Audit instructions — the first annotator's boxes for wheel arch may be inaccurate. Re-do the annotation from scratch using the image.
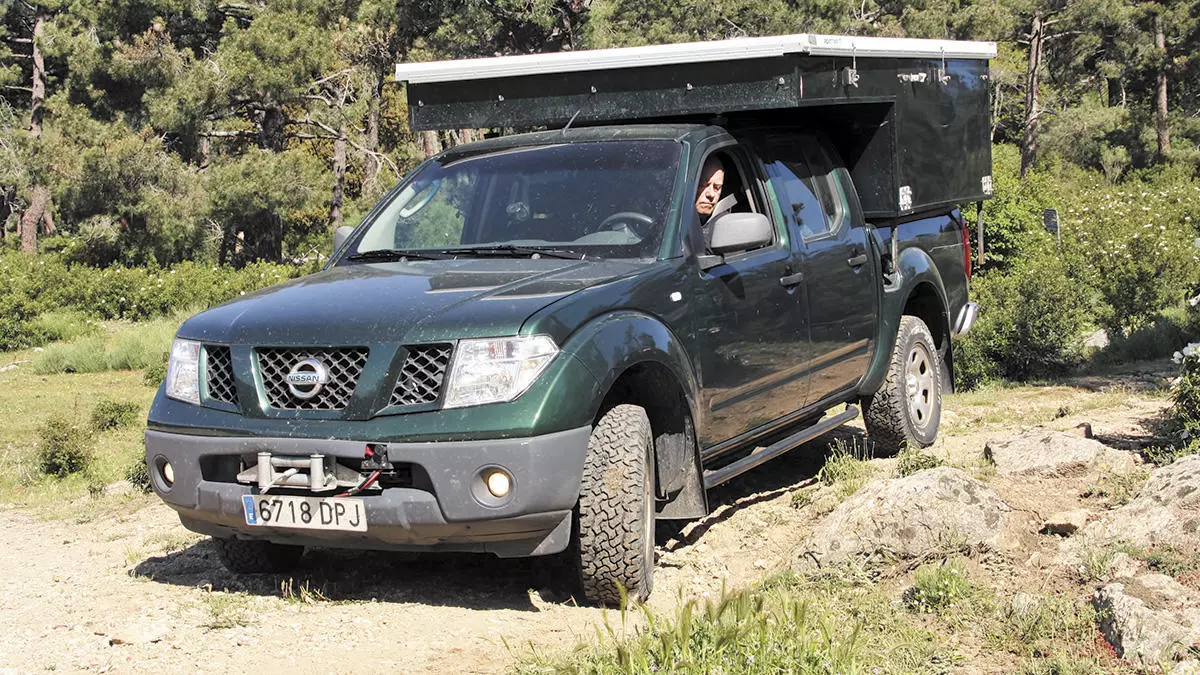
[562,311,707,519]
[860,247,953,396]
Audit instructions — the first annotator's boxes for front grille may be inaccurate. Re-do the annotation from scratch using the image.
[257,347,369,411]
[204,345,238,406]
[390,344,453,406]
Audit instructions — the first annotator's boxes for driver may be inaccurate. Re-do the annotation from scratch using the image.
[696,156,726,224]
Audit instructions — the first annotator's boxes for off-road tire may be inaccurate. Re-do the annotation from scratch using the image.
[213,537,304,574]
[862,315,942,456]
[569,404,655,606]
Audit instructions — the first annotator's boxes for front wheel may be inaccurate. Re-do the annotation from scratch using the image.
[567,404,656,606]
[862,315,943,456]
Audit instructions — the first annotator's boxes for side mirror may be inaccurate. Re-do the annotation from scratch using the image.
[709,213,773,255]
[332,226,354,253]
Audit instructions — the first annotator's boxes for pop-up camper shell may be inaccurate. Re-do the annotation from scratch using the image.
[394,33,997,219]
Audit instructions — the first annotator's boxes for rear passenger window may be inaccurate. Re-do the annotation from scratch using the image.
[761,159,827,239]
[801,143,851,234]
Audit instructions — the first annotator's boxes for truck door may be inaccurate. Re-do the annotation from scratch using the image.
[793,137,878,404]
[686,145,812,449]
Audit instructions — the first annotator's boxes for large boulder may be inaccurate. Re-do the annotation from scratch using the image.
[1094,573,1200,665]
[796,467,1019,567]
[984,430,1139,477]
[1086,454,1200,551]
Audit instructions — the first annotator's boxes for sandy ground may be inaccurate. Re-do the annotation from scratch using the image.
[0,366,1173,674]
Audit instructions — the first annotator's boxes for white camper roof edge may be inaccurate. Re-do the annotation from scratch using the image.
[394,34,998,84]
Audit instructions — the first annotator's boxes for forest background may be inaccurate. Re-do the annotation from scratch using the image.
[3,0,1200,387]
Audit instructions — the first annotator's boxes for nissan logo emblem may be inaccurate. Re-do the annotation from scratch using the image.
[285,358,330,400]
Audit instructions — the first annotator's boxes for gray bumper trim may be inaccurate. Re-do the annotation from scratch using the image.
[144,426,591,557]
[954,301,980,335]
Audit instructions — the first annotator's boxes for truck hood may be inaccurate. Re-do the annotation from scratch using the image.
[178,258,644,345]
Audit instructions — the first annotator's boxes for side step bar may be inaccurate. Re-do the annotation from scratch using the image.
[702,406,860,489]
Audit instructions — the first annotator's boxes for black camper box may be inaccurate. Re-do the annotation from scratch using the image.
[394,34,996,218]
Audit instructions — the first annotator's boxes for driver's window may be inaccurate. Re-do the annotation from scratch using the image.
[696,149,774,250]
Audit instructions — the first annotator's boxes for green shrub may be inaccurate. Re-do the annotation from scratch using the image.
[1096,307,1188,363]
[819,438,873,497]
[124,451,152,493]
[90,399,141,431]
[955,253,1091,389]
[0,251,315,352]
[33,317,181,375]
[1151,344,1200,464]
[896,447,944,477]
[905,558,972,613]
[27,310,99,343]
[36,416,95,478]
[1058,174,1200,335]
[144,353,168,388]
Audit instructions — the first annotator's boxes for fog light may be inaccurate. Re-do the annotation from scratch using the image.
[485,470,511,498]
[163,461,175,486]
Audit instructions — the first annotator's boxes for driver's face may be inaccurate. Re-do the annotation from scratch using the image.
[696,168,725,217]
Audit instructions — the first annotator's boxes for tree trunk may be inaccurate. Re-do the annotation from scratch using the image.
[19,12,48,253]
[331,125,347,228]
[363,73,383,195]
[422,130,441,159]
[1020,14,1044,177]
[200,133,211,170]
[260,104,287,152]
[29,13,45,138]
[1154,13,1171,159]
[20,185,48,254]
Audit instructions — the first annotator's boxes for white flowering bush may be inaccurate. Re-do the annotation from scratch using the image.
[1058,168,1200,335]
[1160,343,1200,464]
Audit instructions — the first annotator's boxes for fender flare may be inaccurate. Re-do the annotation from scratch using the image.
[561,310,708,518]
[859,247,952,396]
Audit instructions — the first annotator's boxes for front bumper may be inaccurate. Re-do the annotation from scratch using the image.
[144,426,591,558]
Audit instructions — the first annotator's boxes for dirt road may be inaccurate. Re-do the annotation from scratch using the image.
[0,368,1172,673]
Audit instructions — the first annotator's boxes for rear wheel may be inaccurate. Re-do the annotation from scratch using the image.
[862,316,943,456]
[213,537,304,574]
[567,404,655,606]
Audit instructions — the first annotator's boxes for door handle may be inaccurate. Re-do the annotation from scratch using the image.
[779,272,804,287]
[847,253,868,267]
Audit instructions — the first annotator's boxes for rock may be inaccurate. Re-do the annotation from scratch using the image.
[796,468,1019,568]
[1094,573,1200,665]
[1086,455,1200,551]
[1109,551,1140,579]
[1172,661,1200,675]
[1041,510,1090,536]
[985,431,1138,477]
[1010,592,1041,618]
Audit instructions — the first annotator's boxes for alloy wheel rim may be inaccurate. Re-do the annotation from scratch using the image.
[905,342,936,432]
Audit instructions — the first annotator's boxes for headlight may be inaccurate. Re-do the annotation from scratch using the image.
[444,336,559,409]
[166,338,202,405]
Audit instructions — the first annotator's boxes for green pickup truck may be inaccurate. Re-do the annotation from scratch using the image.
[146,33,990,605]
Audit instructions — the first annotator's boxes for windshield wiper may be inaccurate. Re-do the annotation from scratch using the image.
[345,249,451,262]
[437,245,586,260]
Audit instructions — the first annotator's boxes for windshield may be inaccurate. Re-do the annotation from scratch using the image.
[349,140,681,260]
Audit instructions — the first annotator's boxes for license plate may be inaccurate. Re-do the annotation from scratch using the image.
[241,495,367,532]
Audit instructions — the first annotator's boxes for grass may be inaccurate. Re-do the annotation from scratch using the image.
[896,446,945,477]
[817,438,873,498]
[515,566,1117,674]
[1081,467,1148,506]
[199,589,253,630]
[32,315,180,375]
[905,558,972,613]
[0,358,155,506]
